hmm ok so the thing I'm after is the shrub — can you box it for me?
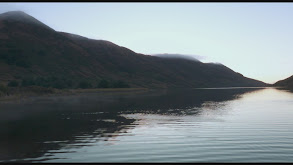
[52,80,67,89]
[21,78,36,87]
[8,80,19,87]
[64,79,73,88]
[0,83,8,93]
[78,80,92,89]
[28,86,55,94]
[98,79,110,88]
[21,76,74,89]
[112,80,130,88]
[15,59,32,68]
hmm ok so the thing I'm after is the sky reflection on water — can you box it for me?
[1,88,293,162]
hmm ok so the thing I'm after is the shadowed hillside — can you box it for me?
[274,75,293,90]
[0,11,268,88]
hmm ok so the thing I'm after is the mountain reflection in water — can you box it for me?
[0,88,264,162]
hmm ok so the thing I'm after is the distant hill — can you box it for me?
[0,11,268,88]
[274,75,293,90]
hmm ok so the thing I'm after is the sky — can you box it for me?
[0,3,292,84]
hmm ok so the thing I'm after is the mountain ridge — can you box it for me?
[274,75,293,90]
[0,11,54,31]
[0,11,268,88]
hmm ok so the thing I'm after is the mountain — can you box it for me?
[274,75,293,90]
[0,11,268,88]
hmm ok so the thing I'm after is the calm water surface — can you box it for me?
[1,88,293,162]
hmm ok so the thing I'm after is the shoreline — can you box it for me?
[0,86,285,102]
[0,87,150,102]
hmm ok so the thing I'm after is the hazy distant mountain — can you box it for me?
[0,11,268,88]
[274,75,293,89]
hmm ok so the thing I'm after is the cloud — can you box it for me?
[151,53,206,62]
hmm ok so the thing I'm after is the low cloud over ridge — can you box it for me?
[152,53,206,62]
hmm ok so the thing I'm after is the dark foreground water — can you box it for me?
[1,88,293,162]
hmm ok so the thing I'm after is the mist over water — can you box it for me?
[1,88,293,162]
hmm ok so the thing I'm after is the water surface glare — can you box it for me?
[1,88,293,162]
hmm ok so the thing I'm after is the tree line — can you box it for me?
[4,77,130,89]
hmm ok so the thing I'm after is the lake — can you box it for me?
[1,87,293,162]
